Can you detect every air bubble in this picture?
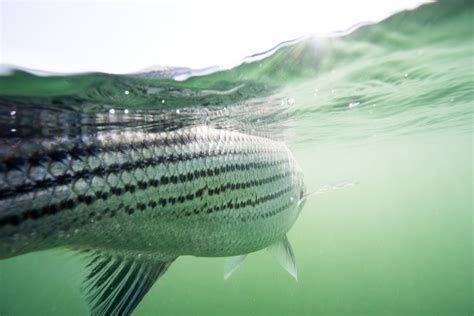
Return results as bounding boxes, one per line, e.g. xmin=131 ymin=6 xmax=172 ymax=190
xmin=109 ymin=108 xmax=115 ymax=114
xmin=124 ymin=90 xmax=130 ymax=95
xmin=161 ymin=99 xmax=165 ymax=104
xmin=10 ymin=110 xmax=16 ymax=116
xmin=124 ymin=109 xmax=129 ymax=114
xmin=176 ymin=109 xmax=180 ymax=115
xmin=287 ymin=98 xmax=295 ymax=106
xmin=348 ymin=102 xmax=360 ymax=108
xmin=10 ymin=128 xmax=16 ymax=133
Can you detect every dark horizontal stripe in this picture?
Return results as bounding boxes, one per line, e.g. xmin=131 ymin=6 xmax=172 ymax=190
xmin=0 ymin=164 xmax=292 ymax=227
xmin=1 ymin=128 xmax=258 ymax=174
xmin=182 ymin=185 xmax=294 ymax=219
xmin=1 ymin=130 xmax=205 ymax=170
xmin=84 ymin=184 xmax=295 ymax=224
xmin=0 ymin=147 xmax=282 ymax=200
xmin=155 ymin=170 xmax=292 ymax=211
xmin=258 ymin=199 xmax=294 ymax=220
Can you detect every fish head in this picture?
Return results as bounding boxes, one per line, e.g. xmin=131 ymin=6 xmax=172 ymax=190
xmin=295 ymin=169 xmax=307 ymax=212
xmin=297 ymin=183 xmax=307 ymax=211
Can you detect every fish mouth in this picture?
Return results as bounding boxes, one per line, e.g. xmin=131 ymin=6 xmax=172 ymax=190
xmin=299 ymin=187 xmax=305 ymax=200
xmin=297 ymin=196 xmax=307 ymax=208
xmin=297 ymin=186 xmax=307 ymax=208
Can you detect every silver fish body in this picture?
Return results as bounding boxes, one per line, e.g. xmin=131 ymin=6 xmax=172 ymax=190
xmin=0 ymin=125 xmax=305 ymax=260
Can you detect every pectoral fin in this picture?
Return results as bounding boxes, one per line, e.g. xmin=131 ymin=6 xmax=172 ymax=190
xmin=224 ymin=254 xmax=247 ymax=280
xmin=81 ymin=250 xmax=176 ymax=316
xmin=267 ymin=236 xmax=298 ymax=280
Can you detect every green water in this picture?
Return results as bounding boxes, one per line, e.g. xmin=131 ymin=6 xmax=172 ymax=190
xmin=0 ymin=1 xmax=473 ymax=315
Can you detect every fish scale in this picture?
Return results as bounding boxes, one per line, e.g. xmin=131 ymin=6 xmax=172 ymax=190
xmin=0 ymin=124 xmax=306 ymax=315
xmin=1 ymin=125 xmax=304 ymax=258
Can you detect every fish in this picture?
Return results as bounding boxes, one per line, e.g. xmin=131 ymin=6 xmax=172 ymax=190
xmin=0 ymin=124 xmax=306 ymax=315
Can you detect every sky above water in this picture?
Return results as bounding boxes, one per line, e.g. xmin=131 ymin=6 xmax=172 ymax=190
xmin=1 ymin=0 xmax=428 ymax=73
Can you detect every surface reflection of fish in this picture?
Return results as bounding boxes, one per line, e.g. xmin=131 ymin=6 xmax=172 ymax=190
xmin=0 ymin=125 xmax=306 ymax=315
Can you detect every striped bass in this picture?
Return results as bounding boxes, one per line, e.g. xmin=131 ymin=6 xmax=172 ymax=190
xmin=0 ymin=124 xmax=306 ymax=315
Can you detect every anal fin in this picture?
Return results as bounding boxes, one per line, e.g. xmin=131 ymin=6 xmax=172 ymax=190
xmin=81 ymin=250 xmax=175 ymax=316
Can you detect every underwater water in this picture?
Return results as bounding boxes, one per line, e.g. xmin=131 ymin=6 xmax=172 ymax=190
xmin=0 ymin=0 xmax=473 ymax=315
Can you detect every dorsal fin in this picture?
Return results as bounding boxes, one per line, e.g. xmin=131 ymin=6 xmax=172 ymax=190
xmin=267 ymin=236 xmax=297 ymax=280
xmin=224 ymin=254 xmax=247 ymax=280
xmin=81 ymin=251 xmax=175 ymax=316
